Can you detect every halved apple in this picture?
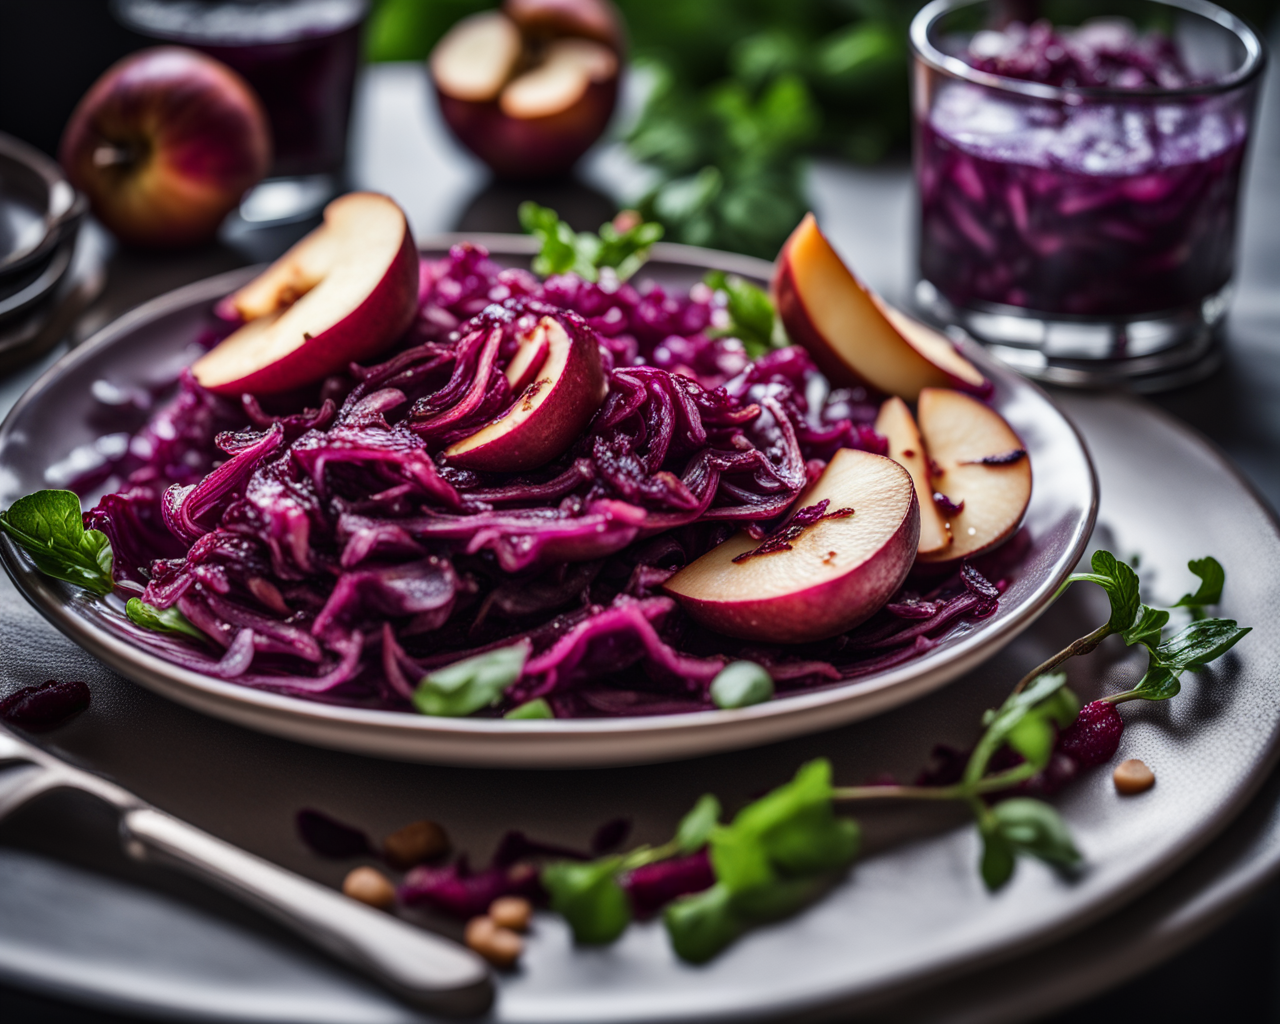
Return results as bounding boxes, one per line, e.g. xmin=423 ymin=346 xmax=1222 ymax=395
xmin=663 ymin=449 xmax=919 ymax=644
xmin=444 ymin=315 xmax=607 ymax=473
xmin=193 ymin=192 xmax=418 ymax=396
xmin=875 ymin=397 xmax=951 ymax=558
xmin=915 ymin=388 xmax=1032 ymax=564
xmin=772 ymin=213 xmax=987 ymax=401
xmin=430 ymin=2 xmax=621 ymax=180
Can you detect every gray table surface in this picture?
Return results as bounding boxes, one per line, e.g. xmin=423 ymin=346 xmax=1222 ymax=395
xmin=5 ymin=55 xmax=1280 ymax=1023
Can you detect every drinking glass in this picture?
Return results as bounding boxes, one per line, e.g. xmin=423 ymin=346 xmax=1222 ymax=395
xmin=910 ymin=0 xmax=1264 ymax=389
xmin=113 ymin=0 xmax=369 ymax=224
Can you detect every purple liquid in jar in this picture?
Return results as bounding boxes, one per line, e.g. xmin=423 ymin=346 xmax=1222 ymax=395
xmin=114 ymin=0 xmax=367 ymax=178
xmin=917 ymin=19 xmax=1252 ymax=318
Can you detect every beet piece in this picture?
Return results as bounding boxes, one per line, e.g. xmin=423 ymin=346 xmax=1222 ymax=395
xmin=0 ymin=680 xmax=90 ymax=732
xmin=296 ymin=808 xmax=375 ymax=859
xmin=1057 ymin=700 xmax=1124 ymax=767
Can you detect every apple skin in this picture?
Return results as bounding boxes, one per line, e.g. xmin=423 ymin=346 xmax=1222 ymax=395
xmin=435 ymin=79 xmax=618 ymax=180
xmin=192 ymin=192 xmax=419 ymax=396
xmin=915 ymin=388 xmax=1032 ymax=566
xmin=444 ymin=314 xmax=607 ymax=472
xmin=59 ymin=47 xmax=270 ymax=248
xmin=663 ymin=449 xmax=920 ymax=644
xmin=772 ymin=213 xmax=988 ymax=401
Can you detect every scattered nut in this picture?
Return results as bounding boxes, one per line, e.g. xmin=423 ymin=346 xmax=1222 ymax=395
xmin=342 ymin=866 xmax=396 ymax=910
xmin=382 ymin=819 xmax=451 ymax=869
xmin=489 ymin=895 xmax=533 ymax=932
xmin=465 ymin=915 xmax=524 ymax=968
xmin=1113 ymin=758 xmax=1155 ymax=795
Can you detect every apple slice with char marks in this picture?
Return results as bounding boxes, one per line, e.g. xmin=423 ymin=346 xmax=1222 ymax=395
xmin=771 ymin=213 xmax=987 ymax=401
xmin=444 ymin=314 xmax=607 ymax=473
xmin=663 ymin=448 xmax=920 ymax=644
xmin=194 ymin=192 xmax=419 ymax=396
xmin=875 ymin=396 xmax=951 ymax=558
xmin=915 ymin=388 xmax=1032 ymax=565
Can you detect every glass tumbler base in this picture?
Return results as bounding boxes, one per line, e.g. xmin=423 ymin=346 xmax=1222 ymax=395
xmin=915 ymin=279 xmax=1228 ymax=393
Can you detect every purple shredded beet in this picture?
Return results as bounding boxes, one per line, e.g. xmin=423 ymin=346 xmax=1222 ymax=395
xmin=933 ymin=492 xmax=963 ymax=516
xmin=296 ymin=809 xmax=375 ymax=859
xmin=964 ymin=449 xmax=1027 ymax=467
xmin=0 ymin=680 xmax=90 ymax=732
xmin=1057 ymin=700 xmax=1124 ymax=767
xmin=623 ymin=851 xmax=716 ymax=918
xmin=399 ymin=861 xmax=543 ymax=919
xmin=76 ymin=244 xmax=1008 ymax=715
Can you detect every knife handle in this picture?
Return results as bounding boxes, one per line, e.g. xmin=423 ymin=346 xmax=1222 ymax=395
xmin=121 ymin=806 xmax=493 ymax=1017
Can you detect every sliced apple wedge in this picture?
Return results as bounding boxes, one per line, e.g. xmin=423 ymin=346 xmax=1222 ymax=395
xmin=915 ymin=388 xmax=1032 ymax=565
xmin=663 ymin=449 xmax=919 ymax=644
xmin=429 ymin=11 xmax=524 ymax=103
xmin=193 ymin=192 xmax=419 ymax=396
xmin=772 ymin=213 xmax=987 ymax=401
xmin=444 ymin=314 xmax=607 ymax=473
xmin=505 ymin=322 xmax=552 ymax=393
xmin=875 ymin=397 xmax=951 ymax=558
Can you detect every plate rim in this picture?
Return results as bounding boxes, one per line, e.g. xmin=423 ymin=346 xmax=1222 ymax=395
xmin=0 ymin=236 xmax=1098 ymax=767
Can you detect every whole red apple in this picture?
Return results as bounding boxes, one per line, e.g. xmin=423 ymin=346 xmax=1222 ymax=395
xmin=59 ymin=47 xmax=271 ymax=248
xmin=430 ymin=0 xmax=624 ymax=179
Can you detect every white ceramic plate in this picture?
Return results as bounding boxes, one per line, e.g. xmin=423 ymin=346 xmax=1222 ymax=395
xmin=0 ymin=237 xmax=1096 ymax=767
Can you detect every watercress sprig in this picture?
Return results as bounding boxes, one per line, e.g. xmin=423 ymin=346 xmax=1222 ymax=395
xmin=0 ymin=489 xmax=114 ymax=596
xmin=519 ymin=202 xmax=664 ymax=283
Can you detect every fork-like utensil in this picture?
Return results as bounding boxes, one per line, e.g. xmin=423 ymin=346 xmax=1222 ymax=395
xmin=0 ymin=725 xmax=493 ymax=1017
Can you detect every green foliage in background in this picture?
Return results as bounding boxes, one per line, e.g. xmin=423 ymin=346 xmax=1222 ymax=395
xmin=366 ymin=0 xmax=1279 ymax=258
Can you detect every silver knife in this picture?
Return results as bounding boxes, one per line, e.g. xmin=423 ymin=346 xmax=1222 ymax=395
xmin=0 ymin=722 xmax=494 ymax=1017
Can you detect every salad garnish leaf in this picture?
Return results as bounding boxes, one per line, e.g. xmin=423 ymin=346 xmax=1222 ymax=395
xmin=519 ymin=202 xmax=663 ymax=283
xmin=0 ymin=489 xmax=114 ymax=596
xmin=542 ymin=856 xmax=632 ymax=945
xmin=710 ymin=660 xmax=774 ymax=709
xmin=1058 ymin=550 xmax=1141 ymax=635
xmin=703 ymin=271 xmax=787 ymax=358
xmin=412 ymin=642 xmax=531 ymax=717
xmin=504 ymin=697 xmax=554 ymax=720
xmin=675 ymin=794 xmax=721 ymax=854
xmin=126 ymin=598 xmax=207 ymax=642
xmin=1175 ymin=556 xmax=1225 ymax=610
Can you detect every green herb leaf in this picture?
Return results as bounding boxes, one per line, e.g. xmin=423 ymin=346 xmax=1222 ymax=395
xmin=990 ymin=799 xmax=1081 ymax=869
xmin=504 ymin=698 xmax=553 ymax=720
xmin=703 ymin=272 xmax=785 ymax=358
xmin=710 ymin=660 xmax=775 ymax=709
xmin=675 ymin=794 xmax=721 ymax=854
xmin=979 ymin=819 xmax=1016 ymax=891
xmin=542 ymin=857 xmax=631 ymax=945
xmin=519 ymin=202 xmax=662 ymax=283
xmin=966 ymin=673 xmax=1073 ymax=784
xmin=412 ymin=642 xmax=530 ymax=717
xmin=1154 ymin=618 xmax=1249 ymax=671
xmin=1174 ymin=557 xmax=1225 ymax=609
xmin=1121 ymin=605 xmax=1169 ymax=648
xmin=1124 ymin=664 xmax=1182 ymax=702
xmin=709 ymin=759 xmax=859 ymax=892
xmin=1061 ymin=550 xmax=1140 ymax=635
xmin=664 ymin=883 xmax=743 ymax=964
xmin=125 ymin=598 xmax=207 ymax=641
xmin=0 ymin=490 xmax=114 ymax=596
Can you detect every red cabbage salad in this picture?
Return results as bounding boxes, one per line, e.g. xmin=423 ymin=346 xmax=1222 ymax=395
xmin=15 ymin=211 xmax=1016 ymax=719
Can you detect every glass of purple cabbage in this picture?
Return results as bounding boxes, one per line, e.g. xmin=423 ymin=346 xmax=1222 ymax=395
xmin=909 ymin=0 xmax=1264 ymax=388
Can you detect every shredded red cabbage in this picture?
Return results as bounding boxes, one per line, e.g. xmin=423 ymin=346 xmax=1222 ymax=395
xmin=82 ymin=244 xmax=1005 ymax=716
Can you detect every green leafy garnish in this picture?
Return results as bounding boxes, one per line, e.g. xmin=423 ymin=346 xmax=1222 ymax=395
xmin=703 ymin=272 xmax=787 ymax=358
xmin=0 ymin=489 xmax=114 ymax=596
xmin=966 ymin=673 xmax=1078 ymax=785
xmin=978 ymin=799 xmax=1080 ymax=891
xmin=1175 ymin=556 xmax=1225 ymax=609
xmin=504 ymin=698 xmax=554 ymax=720
xmin=518 ymin=202 xmax=663 ymax=283
xmin=675 ymin=794 xmax=721 ymax=853
xmin=125 ymin=598 xmax=207 ymax=642
xmin=710 ymin=660 xmax=775 ymax=709
xmin=1059 ymin=550 xmax=1141 ymax=635
xmin=412 ymin=642 xmax=531 ymax=717
xmin=542 ymin=857 xmax=632 ymax=945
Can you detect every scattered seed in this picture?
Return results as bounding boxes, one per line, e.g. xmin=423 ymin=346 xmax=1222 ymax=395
xmin=342 ymin=866 xmax=396 ymax=910
xmin=489 ymin=895 xmax=533 ymax=932
xmin=465 ymin=915 xmax=524 ymax=968
xmin=1113 ymin=758 xmax=1155 ymax=795
xmin=383 ymin=819 xmax=451 ymax=869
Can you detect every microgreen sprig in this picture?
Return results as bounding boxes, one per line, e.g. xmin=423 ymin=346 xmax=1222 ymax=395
xmin=519 ymin=202 xmax=664 ymax=283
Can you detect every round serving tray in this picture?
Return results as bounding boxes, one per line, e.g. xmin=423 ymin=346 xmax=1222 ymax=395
xmin=0 ymin=236 xmax=1096 ymax=767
